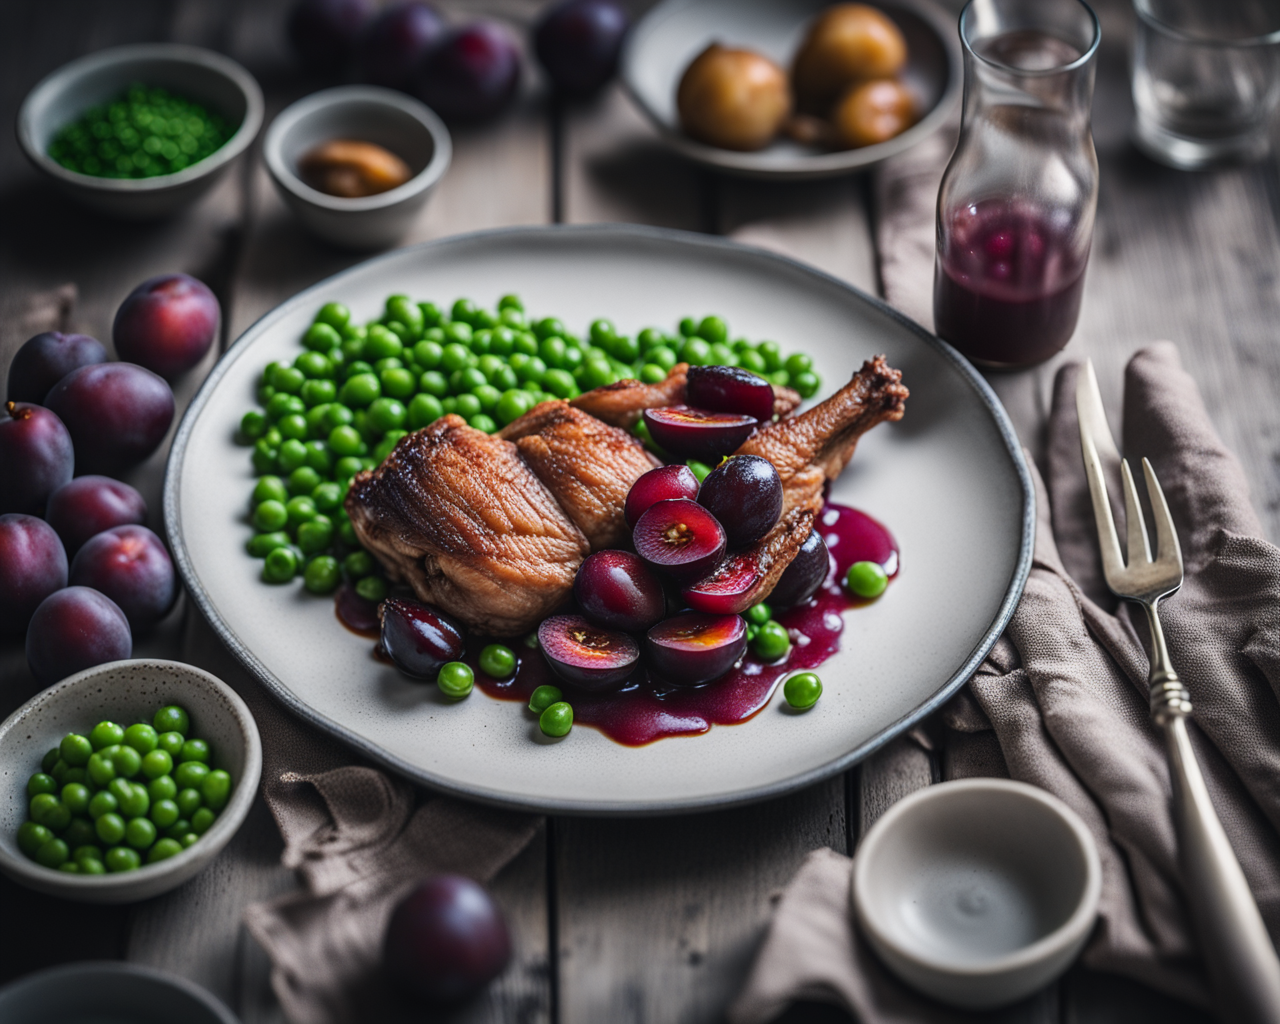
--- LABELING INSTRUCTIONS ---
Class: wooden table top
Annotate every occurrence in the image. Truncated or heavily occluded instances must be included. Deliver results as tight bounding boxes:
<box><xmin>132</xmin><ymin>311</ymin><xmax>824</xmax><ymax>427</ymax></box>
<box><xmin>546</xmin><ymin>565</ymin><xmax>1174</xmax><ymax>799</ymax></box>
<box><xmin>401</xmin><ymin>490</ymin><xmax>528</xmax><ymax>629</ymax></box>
<box><xmin>1</xmin><ymin>0</ymin><xmax>1270</xmax><ymax>1021</ymax></box>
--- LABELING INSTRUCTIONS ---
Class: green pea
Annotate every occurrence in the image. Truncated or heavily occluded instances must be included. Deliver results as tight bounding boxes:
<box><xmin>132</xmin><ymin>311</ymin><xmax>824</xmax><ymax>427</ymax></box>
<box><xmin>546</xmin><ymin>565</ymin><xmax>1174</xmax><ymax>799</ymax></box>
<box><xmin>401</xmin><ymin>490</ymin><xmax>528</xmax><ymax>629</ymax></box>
<box><xmin>362</xmin><ymin>324</ymin><xmax>401</xmax><ymax>362</ymax></box>
<box><xmin>539</xmin><ymin>701</ymin><xmax>573</xmax><ymax>738</ymax></box>
<box><xmin>751</xmin><ymin>620</ymin><xmax>792</xmax><ymax>662</ymax></box>
<box><xmin>639</xmin><ymin>364</ymin><xmax>666</xmax><ymax>384</ymax></box>
<box><xmin>745</xmin><ymin>603</ymin><xmax>773</xmax><ymax>627</ymax></box>
<box><xmin>144</xmin><ymin>747</ymin><xmax>175</xmax><ymax>778</ymax></box>
<box><xmin>173</xmin><ymin>738</ymin><xmax>208</xmax><ymax>765</ymax></box>
<box><xmin>757</xmin><ymin>340</ymin><xmax>782</xmax><ymax>370</ymax></box>
<box><xmin>202</xmin><ymin>770</ymin><xmax>232</xmax><ymax>812</ymax></box>
<box><xmin>119</xmin><ymin>783</ymin><xmax>149</xmax><ymax>818</ymax></box>
<box><xmin>528</xmin><ymin>685</ymin><xmax>562</xmax><ymax>714</ymax></box>
<box><xmin>176</xmin><ymin>787</ymin><xmax>203</xmax><ymax>818</ymax></box>
<box><xmin>648</xmin><ymin>345</ymin><xmax>678</xmax><ymax>372</ymax></box>
<box><xmin>677</xmin><ymin>316</ymin><xmax>697</xmax><ymax>336</ymax></box>
<box><xmin>90</xmin><ymin>721</ymin><xmax>124</xmax><ymax>750</ymax></box>
<box><xmin>696</xmin><ymin>315</ymin><xmax>727</xmax><ymax>345</ymax></box>
<box><xmin>338</xmin><ymin>518</ymin><xmax>359</xmax><ymax>545</ymax></box>
<box><xmin>355</xmin><ymin>576</ymin><xmax>387</xmax><ymax>603</ymax></box>
<box><xmin>149</xmin><ymin>797</ymin><xmax>180</xmax><ymax>829</ymax></box>
<box><xmin>381</xmin><ymin>367</ymin><xmax>416</xmax><ymax>399</ymax></box>
<box><xmin>175</xmin><ymin>761</ymin><xmax>210</xmax><ymax>790</ymax></box>
<box><xmin>373</xmin><ymin>431</ymin><xmax>406</xmax><ymax>462</ymax></box>
<box><xmin>252</xmin><ymin>440</ymin><xmax>279</xmax><ymax>475</ymax></box>
<box><xmin>148</xmin><ymin>838</ymin><xmax>185</xmax><ymax>863</ymax></box>
<box><xmin>418</xmin><ymin>369</ymin><xmax>448</xmax><ymax>398</ymax></box>
<box><xmin>439</xmin><ymin>343</ymin><xmax>469</xmax><ymax>373</ymax></box>
<box><xmin>277</xmin><ymin>438</ymin><xmax>308</xmax><ymax>473</ymax></box>
<box><xmin>335</xmin><ymin>456</ymin><xmax>364</xmax><ymax>483</ymax></box>
<box><xmin>157</xmin><ymin>731</ymin><xmax>185</xmax><ymax>757</ymax></box>
<box><xmin>239</xmin><ymin>410</ymin><xmax>267</xmax><ymax>440</ymax></box>
<box><xmin>304</xmin><ymin>440</ymin><xmax>332</xmax><ymax>475</ymax></box>
<box><xmin>783</xmin><ymin>352</ymin><xmax>812</xmax><ymax>376</ymax></box>
<box><xmin>34</xmin><ymin>838</ymin><xmax>70</xmax><ymax>868</ymax></box>
<box><xmin>270</xmin><ymin>365</ymin><xmax>306</xmax><ymax>395</ymax></box>
<box><xmin>542</xmin><ymin>368</ymin><xmax>577</xmax><ymax>399</ymax></box>
<box><xmin>304</xmin><ymin>555</ymin><xmax>341</xmax><ymax>594</ymax></box>
<box><xmin>252</xmin><ymin>499</ymin><xmax>288</xmax><ymax>533</ymax></box>
<box><xmin>479</xmin><ymin>644</ymin><xmax>516</xmax><ymax>679</ymax></box>
<box><xmin>192</xmin><ymin>807</ymin><xmax>217</xmax><ymax>834</ymax></box>
<box><xmin>304</xmin><ymin>321</ymin><xmax>343</xmax><ymax>350</ymax></box>
<box><xmin>62</xmin><ymin>783</ymin><xmax>91</xmax><ymax>815</ymax></box>
<box><xmin>466</xmin><ymin>413</ymin><xmax>495</xmax><ymax>434</ymax></box>
<box><xmin>63</xmin><ymin>817</ymin><xmax>96</xmax><ymax>849</ymax></box>
<box><xmin>367</xmin><ymin>397</ymin><xmax>407</xmax><ymax>433</ymax></box>
<box><xmin>611</xmin><ymin>335</ymin><xmax>641</xmax><ymax>362</ymax></box>
<box><xmin>338</xmin><ymin>551</ymin><xmax>371</xmax><ymax>581</ymax></box>
<box><xmin>793</xmin><ymin>371</ymin><xmax>821</xmax><ymax>399</ymax></box>
<box><xmin>580</xmin><ymin>359</ymin><xmax>613</xmax><ymax>389</ymax></box>
<box><xmin>30</xmin><ymin>794</ymin><xmax>70</xmax><ymax>830</ymax></box>
<box><xmin>49</xmin><ymin>758</ymin><xmax>69</xmax><ymax>782</ymax></box>
<box><xmin>57</xmin><ymin>861</ymin><xmax>80</xmax><ymax>873</ymax></box>
<box><xmin>315</xmin><ymin>302</ymin><xmax>351</xmax><ymax>331</ymax></box>
<box><xmin>340</xmin><ymin>372</ymin><xmax>381</xmax><ymax>408</ymax></box>
<box><xmin>246</xmin><ymin>526</ymin><xmax>289</xmax><ymax>554</ymax></box>
<box><xmin>301</xmin><ymin>378</ymin><xmax>337</xmax><ymax>407</ymax></box>
<box><xmin>125</xmin><ymin>817</ymin><xmax>157</xmax><ymax>850</ymax></box>
<box><xmin>73</xmin><ymin>844</ymin><xmax>103</xmax><ymax>865</ymax></box>
<box><xmin>86</xmin><ymin>751</ymin><xmax>116</xmax><ymax>788</ymax></box>
<box><xmin>708</xmin><ymin>342</ymin><xmax>734</xmax><ymax>365</ymax></box>
<box><xmin>95</xmin><ymin>812</ymin><xmax>126</xmax><ymax>845</ymax></box>
<box><xmin>148</xmin><ymin>774</ymin><xmax>178</xmax><ymax>802</ymax></box>
<box><xmin>297</xmin><ymin>516</ymin><xmax>335</xmax><ymax>555</ymax></box>
<box><xmin>105</xmin><ymin>846</ymin><xmax>141</xmax><ymax>873</ymax></box>
<box><xmin>845</xmin><ymin>561</ymin><xmax>888</xmax><ymax>599</ymax></box>
<box><xmin>288</xmin><ymin>466</ymin><xmax>322</xmax><ymax>496</ymax></box>
<box><xmin>413</xmin><ymin>339</ymin><xmax>444</xmax><ymax>369</ymax></box>
<box><xmin>497</xmin><ymin>293</ymin><xmax>523</xmax><ymax>313</ymax></box>
<box><xmin>437</xmin><ymin>661</ymin><xmax>474</xmax><ymax>699</ymax></box>
<box><xmin>62</xmin><ymin>767</ymin><xmax>87</xmax><ymax>786</ymax></box>
<box><xmin>328</xmin><ymin>425</ymin><xmax>365</xmax><ymax>458</ymax></box>
<box><xmin>17</xmin><ymin>821</ymin><xmax>54</xmax><ymax>858</ymax></box>
<box><xmin>252</xmin><ymin>476</ymin><xmax>288</xmax><ymax>507</ymax></box>
<box><xmin>495</xmin><ymin>389</ymin><xmax>532</xmax><ymax>426</ymax></box>
<box><xmin>312</xmin><ymin>481</ymin><xmax>343</xmax><ymax>512</ymax></box>
<box><xmin>679</xmin><ymin>337</ymin><xmax>712</xmax><ymax>365</ymax></box>
<box><xmin>453</xmin><ymin>393</ymin><xmax>481</xmax><ymax>419</ymax></box>
<box><xmin>295</xmin><ymin>351</ymin><xmax>333</xmax><ymax>380</ymax></box>
<box><xmin>286</xmin><ymin>496</ymin><xmax>318</xmax><ymax>527</ymax></box>
<box><xmin>79</xmin><ymin>857</ymin><xmax>107</xmax><ymax>874</ymax></box>
<box><xmin>322</xmin><ymin>403</ymin><xmax>355</xmax><ymax>432</ymax></box>
<box><xmin>342</xmin><ymin>359</ymin><xmax>374</xmax><ymax>382</ymax></box>
<box><xmin>686</xmin><ymin>460</ymin><xmax>713</xmax><ymax>483</ymax></box>
<box><xmin>263</xmin><ymin>546</ymin><xmax>298</xmax><ymax>583</ymax></box>
<box><xmin>27</xmin><ymin>772</ymin><xmax>57</xmax><ymax>797</ymax></box>
<box><xmin>737</xmin><ymin>349</ymin><xmax>767</xmax><ymax>373</ymax></box>
<box><xmin>107</xmin><ymin>777</ymin><xmax>133</xmax><ymax>804</ymax></box>
<box><xmin>88</xmin><ymin>790</ymin><xmax>118</xmax><ymax>819</ymax></box>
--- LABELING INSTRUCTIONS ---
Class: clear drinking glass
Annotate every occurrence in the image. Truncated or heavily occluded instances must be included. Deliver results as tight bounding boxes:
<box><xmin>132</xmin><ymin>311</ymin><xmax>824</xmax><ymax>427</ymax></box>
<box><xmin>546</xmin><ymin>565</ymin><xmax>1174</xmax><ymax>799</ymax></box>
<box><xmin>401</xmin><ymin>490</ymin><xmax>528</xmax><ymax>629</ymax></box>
<box><xmin>1132</xmin><ymin>0</ymin><xmax>1280</xmax><ymax>169</ymax></box>
<box><xmin>933</xmin><ymin>0</ymin><xmax>1100</xmax><ymax>369</ymax></box>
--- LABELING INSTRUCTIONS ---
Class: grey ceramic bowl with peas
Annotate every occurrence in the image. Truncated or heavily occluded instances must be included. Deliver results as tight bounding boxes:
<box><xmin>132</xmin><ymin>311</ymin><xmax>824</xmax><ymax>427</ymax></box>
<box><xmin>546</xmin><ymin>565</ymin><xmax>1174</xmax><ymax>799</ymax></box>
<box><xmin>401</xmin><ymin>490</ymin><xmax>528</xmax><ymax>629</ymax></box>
<box><xmin>0</xmin><ymin>659</ymin><xmax>261</xmax><ymax>903</ymax></box>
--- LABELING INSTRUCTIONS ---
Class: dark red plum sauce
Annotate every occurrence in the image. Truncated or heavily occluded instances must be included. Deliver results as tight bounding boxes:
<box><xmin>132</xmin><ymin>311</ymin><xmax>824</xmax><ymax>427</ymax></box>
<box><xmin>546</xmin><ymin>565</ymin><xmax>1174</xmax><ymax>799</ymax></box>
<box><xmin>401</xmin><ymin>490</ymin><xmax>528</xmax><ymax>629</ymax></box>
<box><xmin>469</xmin><ymin>502</ymin><xmax>898</xmax><ymax>746</ymax></box>
<box><xmin>933</xmin><ymin>199</ymin><xmax>1088</xmax><ymax>368</ymax></box>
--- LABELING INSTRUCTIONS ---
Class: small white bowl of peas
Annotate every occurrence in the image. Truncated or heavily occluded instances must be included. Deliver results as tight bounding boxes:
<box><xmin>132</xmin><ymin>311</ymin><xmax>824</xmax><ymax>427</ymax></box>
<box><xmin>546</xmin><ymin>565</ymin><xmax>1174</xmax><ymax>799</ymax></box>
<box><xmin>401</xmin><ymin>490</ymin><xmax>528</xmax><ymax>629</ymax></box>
<box><xmin>0</xmin><ymin>659</ymin><xmax>261</xmax><ymax>903</ymax></box>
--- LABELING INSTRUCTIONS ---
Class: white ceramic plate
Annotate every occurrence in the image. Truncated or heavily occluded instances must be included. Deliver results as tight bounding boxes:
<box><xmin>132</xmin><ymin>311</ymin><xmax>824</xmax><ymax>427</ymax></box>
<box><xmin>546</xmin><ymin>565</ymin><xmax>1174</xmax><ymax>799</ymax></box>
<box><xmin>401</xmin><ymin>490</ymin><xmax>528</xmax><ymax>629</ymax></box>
<box><xmin>166</xmin><ymin>225</ymin><xmax>1032</xmax><ymax>815</ymax></box>
<box><xmin>621</xmin><ymin>0</ymin><xmax>962</xmax><ymax>180</ymax></box>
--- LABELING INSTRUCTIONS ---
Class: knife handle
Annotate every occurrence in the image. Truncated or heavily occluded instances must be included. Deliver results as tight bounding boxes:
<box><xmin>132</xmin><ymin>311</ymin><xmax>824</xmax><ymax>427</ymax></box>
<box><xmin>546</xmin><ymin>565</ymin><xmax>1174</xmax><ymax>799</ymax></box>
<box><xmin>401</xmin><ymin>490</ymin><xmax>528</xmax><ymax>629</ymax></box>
<box><xmin>1162</xmin><ymin>713</ymin><xmax>1280</xmax><ymax>1023</ymax></box>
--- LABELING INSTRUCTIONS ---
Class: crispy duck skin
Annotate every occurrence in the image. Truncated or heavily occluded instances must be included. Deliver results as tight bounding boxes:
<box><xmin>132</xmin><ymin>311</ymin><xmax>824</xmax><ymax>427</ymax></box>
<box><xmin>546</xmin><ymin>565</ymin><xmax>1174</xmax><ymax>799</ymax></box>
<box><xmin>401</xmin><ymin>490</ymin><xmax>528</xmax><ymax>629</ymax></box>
<box><xmin>346</xmin><ymin>415</ymin><xmax>590</xmax><ymax>636</ymax></box>
<box><xmin>691</xmin><ymin>356</ymin><xmax>909</xmax><ymax>609</ymax></box>
<box><xmin>569</xmin><ymin>363</ymin><xmax>802</xmax><ymax>429</ymax></box>
<box><xmin>497</xmin><ymin>401</ymin><xmax>661</xmax><ymax>549</ymax></box>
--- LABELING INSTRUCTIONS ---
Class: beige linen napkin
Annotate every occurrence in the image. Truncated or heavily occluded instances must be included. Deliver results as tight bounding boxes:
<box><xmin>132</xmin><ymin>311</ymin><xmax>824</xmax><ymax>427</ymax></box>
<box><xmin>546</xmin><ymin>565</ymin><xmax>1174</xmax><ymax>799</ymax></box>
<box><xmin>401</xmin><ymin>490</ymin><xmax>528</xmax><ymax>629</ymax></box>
<box><xmin>180</xmin><ymin>616</ymin><xmax>541</xmax><ymax>1024</ymax></box>
<box><xmin>730</xmin><ymin>344</ymin><xmax>1280</xmax><ymax>1023</ymax></box>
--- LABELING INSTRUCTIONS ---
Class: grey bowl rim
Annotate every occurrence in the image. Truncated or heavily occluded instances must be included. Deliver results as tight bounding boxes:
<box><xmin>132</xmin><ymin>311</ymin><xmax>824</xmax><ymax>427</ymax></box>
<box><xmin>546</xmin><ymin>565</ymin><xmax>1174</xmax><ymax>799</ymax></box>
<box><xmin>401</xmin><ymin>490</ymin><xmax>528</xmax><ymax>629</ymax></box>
<box><xmin>162</xmin><ymin>221</ymin><xmax>1035</xmax><ymax>818</ymax></box>
<box><xmin>851</xmin><ymin>777</ymin><xmax>1104</xmax><ymax>977</ymax></box>
<box><xmin>619</xmin><ymin>0</ymin><xmax>964</xmax><ymax>180</ymax></box>
<box><xmin>262</xmin><ymin>84</ymin><xmax>453</xmax><ymax>214</ymax></box>
<box><xmin>0</xmin><ymin>658</ymin><xmax>263</xmax><ymax>896</ymax></box>
<box><xmin>0</xmin><ymin>960</ymin><xmax>239</xmax><ymax>1024</ymax></box>
<box><xmin>15</xmin><ymin>42</ymin><xmax>264</xmax><ymax>194</ymax></box>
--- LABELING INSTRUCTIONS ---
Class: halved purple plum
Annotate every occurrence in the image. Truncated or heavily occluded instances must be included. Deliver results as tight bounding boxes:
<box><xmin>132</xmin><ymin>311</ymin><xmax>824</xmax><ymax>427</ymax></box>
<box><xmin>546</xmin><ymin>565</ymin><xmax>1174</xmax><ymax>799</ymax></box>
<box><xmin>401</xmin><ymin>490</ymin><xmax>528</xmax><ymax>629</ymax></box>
<box><xmin>686</xmin><ymin>365</ymin><xmax>775</xmax><ymax>422</ymax></box>
<box><xmin>380</xmin><ymin>597</ymin><xmax>465</xmax><ymax>680</ymax></box>
<box><xmin>768</xmin><ymin>528</ymin><xmax>832</xmax><ymax>609</ymax></box>
<box><xmin>574</xmin><ymin>550</ymin><xmax>665</xmax><ymax>632</ymax></box>
<box><xmin>624</xmin><ymin>464</ymin><xmax>699</xmax><ymax>529</ymax></box>
<box><xmin>645</xmin><ymin>612</ymin><xmax>747</xmax><ymax>686</ymax></box>
<box><xmin>538</xmin><ymin>614</ymin><xmax>638</xmax><ymax>692</ymax></box>
<box><xmin>642</xmin><ymin>406</ymin><xmax>757</xmax><ymax>462</ymax></box>
<box><xmin>697</xmin><ymin>454</ymin><xmax>782</xmax><ymax>547</ymax></box>
<box><xmin>633</xmin><ymin>498</ymin><xmax>726</xmax><ymax>582</ymax></box>
<box><xmin>681</xmin><ymin>552</ymin><xmax>764</xmax><ymax>615</ymax></box>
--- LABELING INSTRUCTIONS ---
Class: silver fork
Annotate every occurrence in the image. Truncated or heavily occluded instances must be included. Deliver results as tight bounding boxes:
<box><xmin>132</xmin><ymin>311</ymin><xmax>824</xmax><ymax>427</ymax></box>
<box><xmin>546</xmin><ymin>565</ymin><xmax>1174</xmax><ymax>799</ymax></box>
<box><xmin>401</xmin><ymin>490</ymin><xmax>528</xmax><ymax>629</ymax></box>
<box><xmin>1077</xmin><ymin>360</ymin><xmax>1280</xmax><ymax>1023</ymax></box>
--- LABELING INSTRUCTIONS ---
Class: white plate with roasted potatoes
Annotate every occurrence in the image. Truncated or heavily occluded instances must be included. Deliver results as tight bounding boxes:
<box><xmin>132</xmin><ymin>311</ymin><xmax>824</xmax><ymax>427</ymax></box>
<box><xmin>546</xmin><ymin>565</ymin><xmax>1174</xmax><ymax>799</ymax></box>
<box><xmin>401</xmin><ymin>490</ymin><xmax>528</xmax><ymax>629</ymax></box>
<box><xmin>622</xmin><ymin>0</ymin><xmax>962</xmax><ymax>179</ymax></box>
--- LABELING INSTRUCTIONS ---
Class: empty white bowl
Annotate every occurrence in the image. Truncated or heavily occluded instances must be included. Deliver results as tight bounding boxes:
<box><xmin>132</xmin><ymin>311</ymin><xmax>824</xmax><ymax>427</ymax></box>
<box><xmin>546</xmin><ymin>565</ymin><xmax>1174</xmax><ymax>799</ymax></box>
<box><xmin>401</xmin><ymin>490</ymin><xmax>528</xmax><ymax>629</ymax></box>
<box><xmin>17</xmin><ymin>43</ymin><xmax>263</xmax><ymax>219</ymax></box>
<box><xmin>0</xmin><ymin>659</ymin><xmax>261</xmax><ymax>903</ymax></box>
<box><xmin>0</xmin><ymin>962</ymin><xmax>238</xmax><ymax>1024</ymax></box>
<box><xmin>263</xmin><ymin>85</ymin><xmax>452</xmax><ymax>250</ymax></box>
<box><xmin>852</xmin><ymin>778</ymin><xmax>1101</xmax><ymax>1009</ymax></box>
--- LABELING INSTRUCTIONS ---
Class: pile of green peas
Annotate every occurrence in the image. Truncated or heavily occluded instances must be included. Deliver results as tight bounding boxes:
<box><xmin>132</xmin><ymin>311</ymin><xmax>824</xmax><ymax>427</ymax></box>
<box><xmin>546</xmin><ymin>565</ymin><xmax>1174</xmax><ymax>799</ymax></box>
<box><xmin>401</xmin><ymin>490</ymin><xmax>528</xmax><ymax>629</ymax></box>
<box><xmin>237</xmin><ymin>293</ymin><xmax>821</xmax><ymax>597</ymax></box>
<box><xmin>16</xmin><ymin>705</ymin><xmax>232</xmax><ymax>874</ymax></box>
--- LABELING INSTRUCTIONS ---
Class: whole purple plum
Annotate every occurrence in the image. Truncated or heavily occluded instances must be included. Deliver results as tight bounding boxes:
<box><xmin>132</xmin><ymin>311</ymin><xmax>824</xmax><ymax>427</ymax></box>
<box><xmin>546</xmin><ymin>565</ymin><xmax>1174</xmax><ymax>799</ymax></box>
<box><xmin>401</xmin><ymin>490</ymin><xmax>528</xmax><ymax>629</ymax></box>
<box><xmin>384</xmin><ymin>875</ymin><xmax>511</xmax><ymax>1002</ymax></box>
<box><xmin>46</xmin><ymin>475</ymin><xmax>148</xmax><ymax>556</ymax></box>
<box><xmin>0</xmin><ymin>514</ymin><xmax>68</xmax><ymax>635</ymax></box>
<box><xmin>26</xmin><ymin>586</ymin><xmax>132</xmax><ymax>686</ymax></box>
<box><xmin>0</xmin><ymin>402</ymin><xmax>74</xmax><ymax>515</ymax></box>
<box><xmin>44</xmin><ymin>363</ymin><xmax>174</xmax><ymax>475</ymax></box>
<box><xmin>6</xmin><ymin>331</ymin><xmax>107</xmax><ymax>403</ymax></box>
<box><xmin>69</xmin><ymin>525</ymin><xmax>176</xmax><ymax>631</ymax></box>
<box><xmin>356</xmin><ymin>2</ymin><xmax>446</xmax><ymax>92</ymax></box>
<box><xmin>113</xmin><ymin>274</ymin><xmax>220</xmax><ymax>380</ymax></box>
<box><xmin>288</xmin><ymin>0</ymin><xmax>376</xmax><ymax>72</ymax></box>
<box><xmin>534</xmin><ymin>0</ymin><xmax>629</xmax><ymax>96</ymax></box>
<box><xmin>415</xmin><ymin>22</ymin><xmax>521</xmax><ymax>122</ymax></box>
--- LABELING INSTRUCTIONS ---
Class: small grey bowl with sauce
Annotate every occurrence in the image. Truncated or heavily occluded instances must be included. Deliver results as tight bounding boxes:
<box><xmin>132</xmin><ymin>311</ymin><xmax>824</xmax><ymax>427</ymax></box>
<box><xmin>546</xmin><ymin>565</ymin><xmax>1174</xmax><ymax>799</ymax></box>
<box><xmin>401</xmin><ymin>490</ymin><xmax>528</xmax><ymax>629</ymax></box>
<box><xmin>851</xmin><ymin>778</ymin><xmax>1101</xmax><ymax>1009</ymax></box>
<box><xmin>263</xmin><ymin>85</ymin><xmax>452</xmax><ymax>251</ymax></box>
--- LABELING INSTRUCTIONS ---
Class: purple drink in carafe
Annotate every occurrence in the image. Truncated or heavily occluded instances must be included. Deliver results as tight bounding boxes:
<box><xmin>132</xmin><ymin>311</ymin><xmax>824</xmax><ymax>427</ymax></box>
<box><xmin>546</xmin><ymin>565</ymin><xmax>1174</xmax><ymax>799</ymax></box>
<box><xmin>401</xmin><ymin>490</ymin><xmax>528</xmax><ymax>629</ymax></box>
<box><xmin>933</xmin><ymin>199</ymin><xmax>1087</xmax><ymax>367</ymax></box>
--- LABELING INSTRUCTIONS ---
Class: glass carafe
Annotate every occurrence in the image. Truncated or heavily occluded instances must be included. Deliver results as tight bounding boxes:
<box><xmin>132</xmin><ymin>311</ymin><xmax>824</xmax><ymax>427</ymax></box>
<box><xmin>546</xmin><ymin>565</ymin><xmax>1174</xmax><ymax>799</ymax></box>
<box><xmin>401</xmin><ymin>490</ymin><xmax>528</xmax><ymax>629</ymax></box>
<box><xmin>933</xmin><ymin>0</ymin><xmax>1100</xmax><ymax>368</ymax></box>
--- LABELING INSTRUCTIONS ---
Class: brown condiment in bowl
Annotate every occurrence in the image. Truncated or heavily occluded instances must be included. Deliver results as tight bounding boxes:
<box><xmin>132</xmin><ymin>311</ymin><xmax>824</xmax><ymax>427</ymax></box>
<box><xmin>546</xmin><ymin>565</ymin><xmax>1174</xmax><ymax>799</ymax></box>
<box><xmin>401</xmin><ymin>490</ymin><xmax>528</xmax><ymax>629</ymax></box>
<box><xmin>297</xmin><ymin>139</ymin><xmax>412</xmax><ymax>198</ymax></box>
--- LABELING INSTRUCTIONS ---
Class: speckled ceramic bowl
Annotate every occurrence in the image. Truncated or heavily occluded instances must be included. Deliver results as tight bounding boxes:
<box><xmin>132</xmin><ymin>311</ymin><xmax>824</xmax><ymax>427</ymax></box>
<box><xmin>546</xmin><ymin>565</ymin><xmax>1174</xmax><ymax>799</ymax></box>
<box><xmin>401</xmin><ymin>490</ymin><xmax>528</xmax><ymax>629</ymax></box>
<box><xmin>0</xmin><ymin>962</ymin><xmax>239</xmax><ymax>1024</ymax></box>
<box><xmin>0</xmin><ymin>659</ymin><xmax>261</xmax><ymax>903</ymax></box>
<box><xmin>852</xmin><ymin>778</ymin><xmax>1101</xmax><ymax>1009</ymax></box>
<box><xmin>17</xmin><ymin>43</ymin><xmax>263</xmax><ymax>219</ymax></box>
